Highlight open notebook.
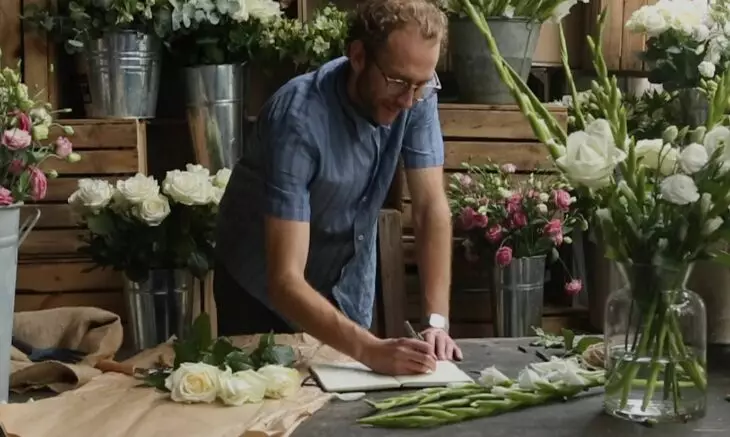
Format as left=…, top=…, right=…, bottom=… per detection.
left=309, top=360, right=474, bottom=392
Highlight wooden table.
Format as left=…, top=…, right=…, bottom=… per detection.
left=292, top=338, right=730, bottom=437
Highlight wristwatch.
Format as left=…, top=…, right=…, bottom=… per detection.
left=428, top=313, right=449, bottom=333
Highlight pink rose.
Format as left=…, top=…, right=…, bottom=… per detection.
left=8, top=159, right=25, bottom=175
left=553, top=189, right=572, bottom=211
left=565, top=279, right=582, bottom=296
left=456, top=173, right=473, bottom=188
left=2, top=128, right=32, bottom=150
left=55, top=136, right=73, bottom=158
left=501, top=163, right=517, bottom=173
left=28, top=166, right=48, bottom=201
left=543, top=218, right=562, bottom=235
left=0, top=186, right=13, bottom=206
left=459, top=207, right=488, bottom=230
left=16, top=112, right=31, bottom=132
left=510, top=212, right=528, bottom=228
left=485, top=225, right=502, bottom=243
left=506, top=194, right=523, bottom=214
left=495, top=246, right=513, bottom=267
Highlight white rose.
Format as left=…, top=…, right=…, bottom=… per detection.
left=211, top=186, right=224, bottom=205
left=213, top=168, right=232, bottom=188
left=704, top=125, right=730, bottom=172
left=185, top=163, right=210, bottom=177
left=257, top=365, right=301, bottom=399
left=698, top=61, right=715, bottom=78
left=116, top=173, right=160, bottom=204
left=635, top=139, right=678, bottom=175
left=134, top=194, right=170, bottom=226
left=164, top=362, right=221, bottom=403
left=478, top=366, right=511, bottom=388
left=162, top=170, right=214, bottom=205
left=536, top=203, right=548, bottom=214
left=68, top=178, right=115, bottom=212
left=679, top=143, right=709, bottom=174
left=702, top=217, right=723, bottom=236
left=556, top=119, right=627, bottom=189
left=217, top=368, right=268, bottom=406
left=660, top=174, right=700, bottom=205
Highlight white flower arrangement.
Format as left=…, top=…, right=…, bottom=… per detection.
left=68, top=163, right=231, bottom=282
left=440, top=0, right=588, bottom=23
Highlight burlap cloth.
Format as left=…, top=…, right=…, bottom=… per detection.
left=1, top=310, right=348, bottom=437
left=9, top=306, right=124, bottom=393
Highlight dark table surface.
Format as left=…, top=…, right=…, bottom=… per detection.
left=292, top=338, right=730, bottom=437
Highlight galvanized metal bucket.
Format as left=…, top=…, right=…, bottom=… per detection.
left=123, top=269, right=195, bottom=352
left=449, top=17, right=540, bottom=104
left=85, top=31, right=162, bottom=118
left=492, top=255, right=546, bottom=337
left=0, top=204, right=40, bottom=403
left=184, top=63, right=246, bottom=172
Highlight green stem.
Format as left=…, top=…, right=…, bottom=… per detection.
left=641, top=300, right=670, bottom=410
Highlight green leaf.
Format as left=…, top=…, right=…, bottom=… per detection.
left=561, top=328, right=575, bottom=351
left=268, top=344, right=296, bottom=367
left=210, top=337, right=238, bottom=365
left=575, top=336, right=603, bottom=354
left=86, top=212, right=115, bottom=236
left=142, top=370, right=170, bottom=391
left=225, top=350, right=255, bottom=372
left=191, top=312, right=213, bottom=352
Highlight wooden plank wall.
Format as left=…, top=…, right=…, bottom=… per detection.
left=405, top=104, right=589, bottom=336
left=15, top=119, right=147, bottom=320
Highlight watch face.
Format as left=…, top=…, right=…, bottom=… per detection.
left=429, top=313, right=446, bottom=329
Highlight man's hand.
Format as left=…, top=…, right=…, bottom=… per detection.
left=360, top=338, right=437, bottom=375
left=421, top=327, right=463, bottom=361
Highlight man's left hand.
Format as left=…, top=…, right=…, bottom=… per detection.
left=421, top=327, right=463, bottom=361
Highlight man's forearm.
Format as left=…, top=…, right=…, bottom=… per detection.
left=413, top=201, right=452, bottom=319
left=269, top=276, right=379, bottom=362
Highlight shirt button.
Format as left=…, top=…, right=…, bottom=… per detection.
left=361, top=196, right=368, bottom=202
left=357, top=235, right=364, bottom=241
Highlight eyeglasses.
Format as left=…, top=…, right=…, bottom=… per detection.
left=372, top=58, right=441, bottom=102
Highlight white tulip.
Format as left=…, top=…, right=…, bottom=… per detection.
left=635, top=138, right=678, bottom=175
left=556, top=119, right=627, bottom=189
left=134, top=194, right=171, bottom=226
left=679, top=143, right=709, bottom=174
left=217, top=368, right=268, bottom=406
left=478, top=366, right=512, bottom=388
left=660, top=174, right=700, bottom=205
left=68, top=178, right=115, bottom=212
left=165, top=362, right=221, bottom=404
left=257, top=365, right=301, bottom=399
left=116, top=173, right=160, bottom=204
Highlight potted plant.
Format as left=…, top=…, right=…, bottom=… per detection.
left=67, top=164, right=231, bottom=351
left=22, top=0, right=172, bottom=118
left=164, top=0, right=282, bottom=172
left=0, top=54, right=80, bottom=402
left=446, top=161, right=585, bottom=337
left=439, top=0, right=587, bottom=104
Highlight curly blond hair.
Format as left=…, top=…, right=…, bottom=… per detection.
left=346, top=0, right=447, bottom=55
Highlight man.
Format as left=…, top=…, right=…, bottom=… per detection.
left=214, top=0, right=462, bottom=376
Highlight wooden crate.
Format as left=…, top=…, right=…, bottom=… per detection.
left=583, top=0, right=655, bottom=73
left=19, top=119, right=147, bottom=259
left=400, top=104, right=589, bottom=335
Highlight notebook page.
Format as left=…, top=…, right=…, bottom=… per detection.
left=395, top=360, right=474, bottom=388
left=309, top=361, right=401, bottom=392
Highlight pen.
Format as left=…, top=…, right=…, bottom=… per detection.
left=404, top=320, right=424, bottom=341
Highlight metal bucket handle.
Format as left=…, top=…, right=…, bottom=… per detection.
left=18, top=207, right=41, bottom=247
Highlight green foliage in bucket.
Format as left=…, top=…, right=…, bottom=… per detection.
left=437, top=0, right=586, bottom=23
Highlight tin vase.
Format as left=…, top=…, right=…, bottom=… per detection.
left=492, top=255, right=546, bottom=337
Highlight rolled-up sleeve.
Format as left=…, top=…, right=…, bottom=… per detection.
left=263, top=119, right=317, bottom=222
left=401, top=94, right=445, bottom=169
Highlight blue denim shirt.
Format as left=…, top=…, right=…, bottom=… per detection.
left=215, top=56, right=444, bottom=329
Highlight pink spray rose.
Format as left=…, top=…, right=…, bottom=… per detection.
left=16, top=112, right=31, bottom=132
left=55, top=136, right=73, bottom=158
left=495, top=246, right=513, bottom=267
left=565, top=279, right=582, bottom=296
left=506, top=194, right=522, bottom=214
left=543, top=218, right=564, bottom=245
left=2, top=128, right=32, bottom=150
left=28, top=166, right=48, bottom=201
left=485, top=225, right=502, bottom=243
left=459, top=206, right=488, bottom=230
left=0, top=186, right=14, bottom=206
left=455, top=173, right=473, bottom=188
left=8, top=159, right=25, bottom=175
left=510, top=211, right=528, bottom=228
left=553, top=189, right=572, bottom=211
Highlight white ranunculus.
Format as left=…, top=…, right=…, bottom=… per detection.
left=213, top=168, right=232, bottom=188
left=134, top=194, right=171, bottom=226
left=635, top=138, right=678, bottom=175
left=165, top=362, right=221, bottom=404
left=217, top=368, right=268, bottom=406
left=556, top=119, right=627, bottom=189
left=703, top=217, right=723, bottom=236
left=704, top=125, right=730, bottom=172
left=660, top=174, right=700, bottom=205
left=679, top=143, right=709, bottom=174
left=479, top=366, right=511, bottom=388
left=698, top=61, right=716, bottom=78
left=257, top=365, right=301, bottom=399
left=116, top=173, right=160, bottom=204
left=162, top=169, right=214, bottom=205
left=68, top=178, right=115, bottom=212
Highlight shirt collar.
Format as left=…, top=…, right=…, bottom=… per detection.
left=334, top=61, right=381, bottom=138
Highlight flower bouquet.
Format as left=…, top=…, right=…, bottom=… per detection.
left=440, top=0, right=586, bottom=22
left=457, top=0, right=730, bottom=423
left=447, top=161, right=585, bottom=296
left=68, top=163, right=230, bottom=282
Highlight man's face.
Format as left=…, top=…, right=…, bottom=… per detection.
left=350, top=25, right=441, bottom=125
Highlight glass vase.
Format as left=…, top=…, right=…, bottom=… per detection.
left=603, top=263, right=708, bottom=424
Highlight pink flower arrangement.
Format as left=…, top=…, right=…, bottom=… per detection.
left=0, top=59, right=80, bottom=205
left=448, top=162, right=588, bottom=296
